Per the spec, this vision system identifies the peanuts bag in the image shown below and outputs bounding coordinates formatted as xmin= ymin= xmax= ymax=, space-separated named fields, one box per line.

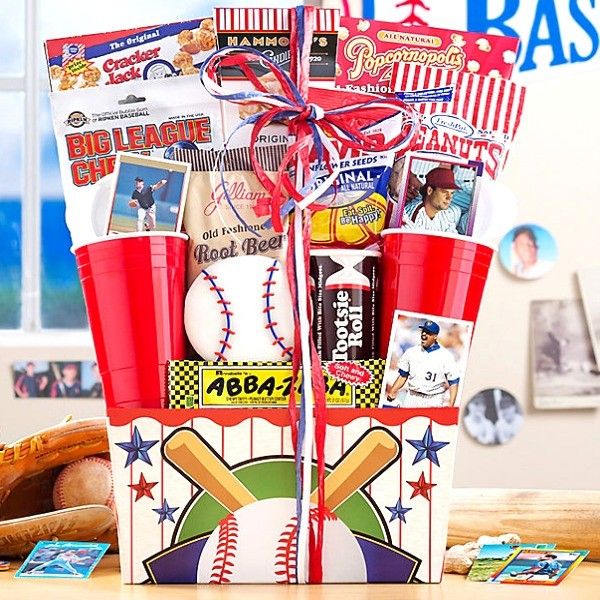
xmin=392 ymin=63 xmax=527 ymax=179
xmin=172 ymin=145 xmax=288 ymax=287
xmin=50 ymin=76 xmax=223 ymax=248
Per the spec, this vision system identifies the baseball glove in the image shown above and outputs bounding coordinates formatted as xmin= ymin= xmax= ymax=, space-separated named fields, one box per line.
xmin=129 ymin=199 xmax=138 ymax=208
xmin=0 ymin=416 xmax=118 ymax=557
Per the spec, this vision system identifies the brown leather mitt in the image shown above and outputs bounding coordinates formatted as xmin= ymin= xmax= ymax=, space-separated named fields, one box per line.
xmin=0 ymin=416 xmax=118 ymax=558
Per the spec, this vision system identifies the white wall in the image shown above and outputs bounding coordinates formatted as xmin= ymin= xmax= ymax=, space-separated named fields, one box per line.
xmin=454 ymin=70 xmax=600 ymax=490
xmin=0 ymin=332 xmax=104 ymax=442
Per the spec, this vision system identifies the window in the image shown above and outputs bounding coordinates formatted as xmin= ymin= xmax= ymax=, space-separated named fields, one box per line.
xmin=1 ymin=0 xmax=284 ymax=334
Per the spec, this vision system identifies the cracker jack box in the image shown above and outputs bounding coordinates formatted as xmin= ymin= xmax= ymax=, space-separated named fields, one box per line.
xmin=45 ymin=17 xmax=216 ymax=91
xmin=108 ymin=407 xmax=459 ymax=583
xmin=168 ymin=359 xmax=385 ymax=409
xmin=335 ymin=16 xmax=520 ymax=94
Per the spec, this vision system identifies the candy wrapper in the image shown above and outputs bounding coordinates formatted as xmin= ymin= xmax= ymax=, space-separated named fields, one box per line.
xmin=49 ymin=76 xmax=222 ymax=248
xmin=336 ymin=17 xmax=519 ymax=94
xmin=45 ymin=18 xmax=216 ymax=92
xmin=171 ymin=144 xmax=289 ymax=286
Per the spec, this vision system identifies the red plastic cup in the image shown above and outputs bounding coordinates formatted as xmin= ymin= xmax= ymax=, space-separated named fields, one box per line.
xmin=379 ymin=230 xmax=494 ymax=357
xmin=75 ymin=232 xmax=188 ymax=409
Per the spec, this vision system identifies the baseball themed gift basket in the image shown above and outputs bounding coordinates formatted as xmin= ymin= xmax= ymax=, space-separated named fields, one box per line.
xmin=47 ymin=5 xmax=526 ymax=585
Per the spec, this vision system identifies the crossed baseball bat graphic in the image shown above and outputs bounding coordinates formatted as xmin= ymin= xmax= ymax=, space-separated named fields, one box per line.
xmin=163 ymin=427 xmax=401 ymax=513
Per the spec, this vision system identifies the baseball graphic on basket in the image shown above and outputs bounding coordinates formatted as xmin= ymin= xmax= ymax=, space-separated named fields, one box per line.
xmin=184 ymin=255 xmax=294 ymax=362
xmin=163 ymin=428 xmax=400 ymax=583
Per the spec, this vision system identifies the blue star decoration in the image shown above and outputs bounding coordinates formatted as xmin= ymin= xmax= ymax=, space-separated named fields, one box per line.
xmin=115 ymin=426 xmax=158 ymax=467
xmin=407 ymin=425 xmax=449 ymax=467
xmin=153 ymin=499 xmax=179 ymax=524
xmin=386 ymin=499 xmax=412 ymax=523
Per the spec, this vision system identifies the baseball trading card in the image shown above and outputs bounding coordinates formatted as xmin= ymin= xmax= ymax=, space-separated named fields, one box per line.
xmin=577 ymin=268 xmax=600 ymax=370
xmin=530 ymin=299 xmax=600 ymax=409
xmin=468 ymin=544 xmax=556 ymax=582
xmin=487 ymin=548 xmax=589 ymax=585
xmin=389 ymin=153 xmax=482 ymax=235
xmin=380 ymin=310 xmax=473 ymax=409
xmin=15 ymin=541 xmax=110 ymax=579
xmin=107 ymin=153 xmax=190 ymax=235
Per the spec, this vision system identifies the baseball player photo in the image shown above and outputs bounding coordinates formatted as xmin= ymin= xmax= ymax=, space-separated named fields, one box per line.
xmin=106 ymin=152 xmax=191 ymax=235
xmin=398 ymin=156 xmax=480 ymax=235
xmin=499 ymin=224 xmax=557 ymax=280
xmin=380 ymin=312 xmax=473 ymax=408
xmin=463 ymin=388 xmax=524 ymax=446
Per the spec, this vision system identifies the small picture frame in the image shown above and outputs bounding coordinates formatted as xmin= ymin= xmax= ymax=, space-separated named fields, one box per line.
xmin=380 ymin=310 xmax=474 ymax=408
xmin=106 ymin=152 xmax=191 ymax=234
xmin=463 ymin=388 xmax=524 ymax=446
xmin=14 ymin=541 xmax=110 ymax=579
xmin=531 ymin=299 xmax=600 ymax=409
xmin=391 ymin=153 xmax=482 ymax=236
xmin=577 ymin=267 xmax=600 ymax=370
xmin=12 ymin=360 xmax=103 ymax=399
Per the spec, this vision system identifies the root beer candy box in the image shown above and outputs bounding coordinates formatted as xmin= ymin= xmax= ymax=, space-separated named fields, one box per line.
xmin=172 ymin=144 xmax=288 ymax=286
xmin=45 ymin=17 xmax=216 ymax=92
xmin=50 ymin=76 xmax=223 ymax=248
xmin=335 ymin=17 xmax=520 ymax=94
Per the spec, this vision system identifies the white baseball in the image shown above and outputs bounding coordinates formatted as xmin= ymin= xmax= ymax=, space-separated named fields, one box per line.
xmin=53 ymin=456 xmax=114 ymax=511
xmin=197 ymin=498 xmax=366 ymax=584
xmin=185 ymin=255 xmax=294 ymax=362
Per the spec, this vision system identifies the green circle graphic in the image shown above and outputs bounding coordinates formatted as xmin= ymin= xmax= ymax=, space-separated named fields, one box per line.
xmin=175 ymin=458 xmax=387 ymax=544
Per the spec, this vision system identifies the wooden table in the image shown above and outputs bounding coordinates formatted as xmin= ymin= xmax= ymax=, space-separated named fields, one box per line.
xmin=1 ymin=555 xmax=599 ymax=598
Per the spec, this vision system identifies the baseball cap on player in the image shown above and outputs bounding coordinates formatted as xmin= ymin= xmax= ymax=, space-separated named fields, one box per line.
xmin=419 ymin=320 xmax=440 ymax=335
xmin=424 ymin=168 xmax=460 ymax=191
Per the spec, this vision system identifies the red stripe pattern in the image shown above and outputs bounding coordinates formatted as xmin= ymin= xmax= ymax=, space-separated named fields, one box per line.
xmin=215 ymin=8 xmax=339 ymax=33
